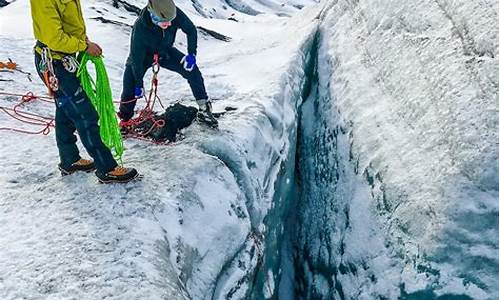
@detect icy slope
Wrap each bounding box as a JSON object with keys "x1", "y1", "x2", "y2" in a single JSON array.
[
  {"x1": 1, "y1": 0, "x2": 497, "y2": 299},
  {"x1": 293, "y1": 0, "x2": 498, "y2": 299},
  {"x1": 0, "y1": 0, "x2": 319, "y2": 299},
  {"x1": 109, "y1": 0, "x2": 318, "y2": 20}
]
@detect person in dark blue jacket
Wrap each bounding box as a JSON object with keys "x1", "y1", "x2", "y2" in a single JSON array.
[{"x1": 119, "y1": 0, "x2": 218, "y2": 127}]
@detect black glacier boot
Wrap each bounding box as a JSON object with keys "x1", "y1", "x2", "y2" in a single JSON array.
[{"x1": 196, "y1": 99, "x2": 218, "y2": 128}]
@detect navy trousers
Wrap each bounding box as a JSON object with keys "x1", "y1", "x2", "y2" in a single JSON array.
[
  {"x1": 34, "y1": 52, "x2": 118, "y2": 173},
  {"x1": 119, "y1": 47, "x2": 208, "y2": 121}
]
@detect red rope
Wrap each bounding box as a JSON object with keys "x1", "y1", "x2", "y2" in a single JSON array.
[
  {"x1": 118, "y1": 55, "x2": 167, "y2": 141},
  {"x1": 114, "y1": 97, "x2": 137, "y2": 104},
  {"x1": 0, "y1": 91, "x2": 55, "y2": 135},
  {"x1": 0, "y1": 106, "x2": 55, "y2": 135},
  {"x1": 0, "y1": 91, "x2": 54, "y2": 103}
]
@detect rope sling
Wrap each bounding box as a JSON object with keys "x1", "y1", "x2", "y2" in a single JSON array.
[{"x1": 77, "y1": 54, "x2": 124, "y2": 163}]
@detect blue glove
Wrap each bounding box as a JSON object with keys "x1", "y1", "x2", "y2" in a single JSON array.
[
  {"x1": 134, "y1": 87, "x2": 144, "y2": 98},
  {"x1": 181, "y1": 54, "x2": 196, "y2": 72}
]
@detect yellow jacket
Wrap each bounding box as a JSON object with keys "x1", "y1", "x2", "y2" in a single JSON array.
[{"x1": 30, "y1": 0, "x2": 88, "y2": 59}]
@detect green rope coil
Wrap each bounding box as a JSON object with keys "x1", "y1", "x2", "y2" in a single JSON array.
[{"x1": 77, "y1": 53, "x2": 124, "y2": 163}]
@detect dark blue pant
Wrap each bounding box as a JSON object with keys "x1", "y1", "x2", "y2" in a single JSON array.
[
  {"x1": 119, "y1": 47, "x2": 208, "y2": 121},
  {"x1": 34, "y1": 52, "x2": 117, "y2": 173}
]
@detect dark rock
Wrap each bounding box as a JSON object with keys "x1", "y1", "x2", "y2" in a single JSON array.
[{"x1": 197, "y1": 26, "x2": 232, "y2": 42}]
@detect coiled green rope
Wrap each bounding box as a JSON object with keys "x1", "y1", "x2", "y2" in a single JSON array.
[{"x1": 77, "y1": 53, "x2": 124, "y2": 163}]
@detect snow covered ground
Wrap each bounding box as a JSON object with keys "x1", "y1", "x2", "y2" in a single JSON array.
[{"x1": 0, "y1": 0, "x2": 497, "y2": 299}]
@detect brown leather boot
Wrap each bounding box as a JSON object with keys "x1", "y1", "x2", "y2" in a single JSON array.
[
  {"x1": 95, "y1": 166, "x2": 139, "y2": 184},
  {"x1": 59, "y1": 158, "x2": 96, "y2": 176}
]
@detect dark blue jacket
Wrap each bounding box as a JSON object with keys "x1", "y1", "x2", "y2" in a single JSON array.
[{"x1": 127, "y1": 7, "x2": 198, "y2": 87}]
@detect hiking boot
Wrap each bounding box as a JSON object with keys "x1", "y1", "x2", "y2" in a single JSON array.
[
  {"x1": 59, "y1": 158, "x2": 96, "y2": 176},
  {"x1": 197, "y1": 99, "x2": 218, "y2": 128},
  {"x1": 95, "y1": 166, "x2": 139, "y2": 184}
]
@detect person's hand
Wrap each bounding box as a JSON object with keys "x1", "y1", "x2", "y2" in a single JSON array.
[
  {"x1": 134, "y1": 87, "x2": 144, "y2": 98},
  {"x1": 86, "y1": 41, "x2": 102, "y2": 57},
  {"x1": 180, "y1": 54, "x2": 196, "y2": 72}
]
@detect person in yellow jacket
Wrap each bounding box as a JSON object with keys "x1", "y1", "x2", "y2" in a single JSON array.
[{"x1": 29, "y1": 0, "x2": 138, "y2": 183}]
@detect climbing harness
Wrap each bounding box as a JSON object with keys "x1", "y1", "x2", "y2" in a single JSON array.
[
  {"x1": 77, "y1": 53, "x2": 124, "y2": 161},
  {"x1": 39, "y1": 48, "x2": 59, "y2": 95}
]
